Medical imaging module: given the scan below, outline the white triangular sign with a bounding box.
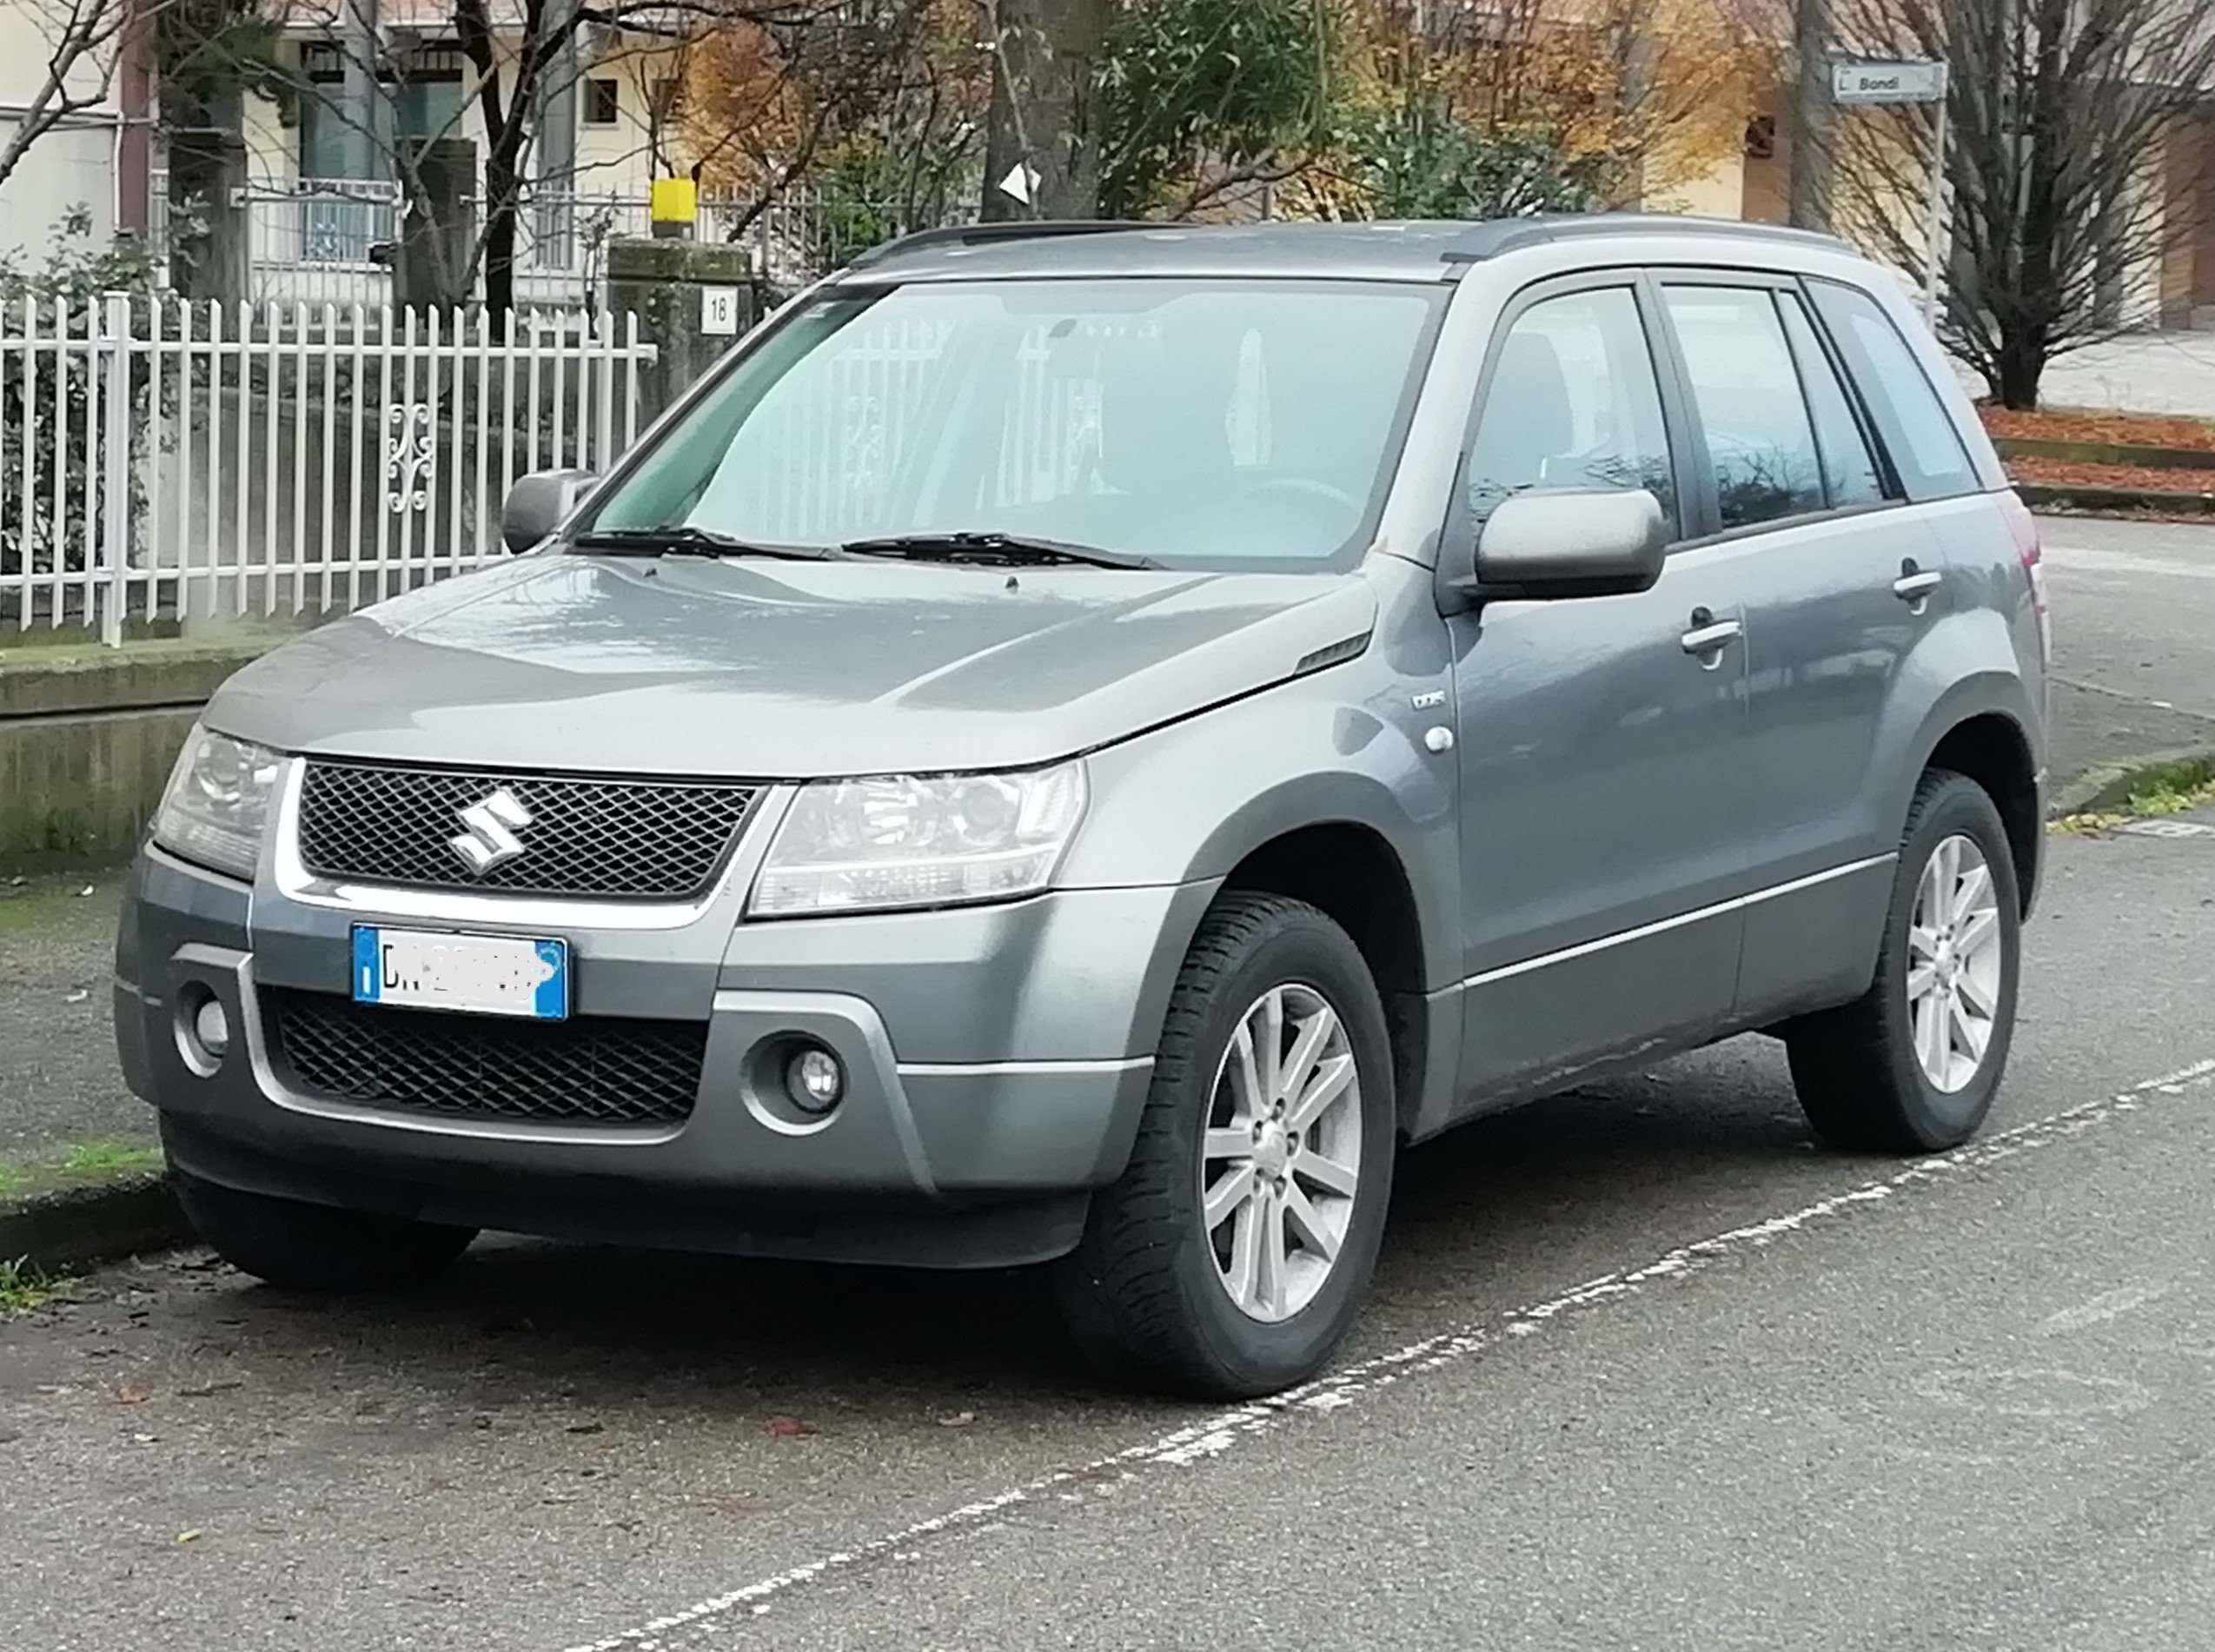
[997,162,1041,205]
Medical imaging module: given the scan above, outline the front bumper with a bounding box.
[117,816,1215,1268]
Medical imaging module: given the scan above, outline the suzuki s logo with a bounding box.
[449,788,533,875]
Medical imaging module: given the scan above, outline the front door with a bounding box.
[1445,278,1754,1110]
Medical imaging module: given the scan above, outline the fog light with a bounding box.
[194,997,231,1058]
[786,1045,845,1114]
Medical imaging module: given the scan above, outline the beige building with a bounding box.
[0,0,138,257]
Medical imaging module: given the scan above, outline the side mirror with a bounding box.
[501,468,597,554]
[1462,488,1667,602]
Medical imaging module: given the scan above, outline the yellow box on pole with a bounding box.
[650,177,698,227]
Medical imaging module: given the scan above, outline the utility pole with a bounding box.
[1789,0,1833,230]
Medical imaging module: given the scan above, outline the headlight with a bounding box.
[749,761,1087,918]
[152,725,282,880]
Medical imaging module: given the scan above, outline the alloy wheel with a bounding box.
[1198,984,1363,1323]
[1907,833,2005,1093]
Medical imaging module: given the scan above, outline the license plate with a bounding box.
[351,926,569,1020]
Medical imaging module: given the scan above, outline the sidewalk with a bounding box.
[0,873,146,1162]
[0,871,182,1270]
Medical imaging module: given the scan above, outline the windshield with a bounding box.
[581,277,1445,570]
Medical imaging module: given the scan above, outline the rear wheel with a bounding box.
[172,1169,477,1292]
[1053,893,1396,1399]
[1787,769,2021,1153]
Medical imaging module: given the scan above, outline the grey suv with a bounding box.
[117,217,2050,1397]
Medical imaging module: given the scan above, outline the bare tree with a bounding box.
[1820,0,2215,408]
[0,0,163,190]
[679,0,942,244]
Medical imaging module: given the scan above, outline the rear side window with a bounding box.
[1777,291,1888,509]
[1464,286,1677,537]
[1807,280,1978,501]
[1662,286,1824,531]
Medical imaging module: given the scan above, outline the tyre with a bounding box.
[172,1168,477,1292]
[1053,892,1396,1399]
[1787,768,2022,1154]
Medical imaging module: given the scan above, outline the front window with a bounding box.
[585,278,1445,569]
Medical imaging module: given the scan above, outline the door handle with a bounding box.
[1681,611,1743,659]
[1893,562,1943,604]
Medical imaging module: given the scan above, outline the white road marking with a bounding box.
[559,1057,2215,1652]
[2042,543,2215,581]
[2040,1281,2179,1336]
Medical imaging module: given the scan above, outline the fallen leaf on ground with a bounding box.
[63,989,88,1004]
[1981,403,2215,453]
[764,1415,817,1438]
[176,1529,202,1543]
[177,1379,242,1398]
[76,886,95,897]
[937,1410,977,1428]
[2008,454,2215,493]
[113,1384,151,1405]
[564,1421,604,1436]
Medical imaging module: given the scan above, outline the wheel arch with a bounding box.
[1913,702,2040,918]
[1215,821,1434,1136]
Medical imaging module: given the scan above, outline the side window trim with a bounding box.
[1631,269,1714,548]
[1785,278,1907,504]
[1803,276,1979,503]
[1771,289,1841,510]
[1653,273,1833,541]
[1442,269,1687,561]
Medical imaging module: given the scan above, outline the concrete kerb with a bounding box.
[2048,746,2215,820]
[2017,480,2215,516]
[0,1172,189,1277]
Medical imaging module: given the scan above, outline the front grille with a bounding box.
[263,988,706,1129]
[296,760,759,899]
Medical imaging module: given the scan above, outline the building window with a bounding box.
[1744,115,1776,161]
[584,77,620,126]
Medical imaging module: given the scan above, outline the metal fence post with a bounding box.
[98,290,134,647]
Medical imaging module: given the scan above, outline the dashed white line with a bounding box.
[559,1056,2215,1652]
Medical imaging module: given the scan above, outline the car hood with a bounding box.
[209,554,1378,777]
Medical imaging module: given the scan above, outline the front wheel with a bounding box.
[1053,893,1396,1398]
[1787,768,2022,1153]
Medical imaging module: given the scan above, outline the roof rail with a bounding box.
[846,219,1150,270]
[1443,213,1855,263]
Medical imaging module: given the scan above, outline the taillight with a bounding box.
[1998,489,2052,663]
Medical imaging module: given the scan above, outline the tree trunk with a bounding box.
[1993,324,2047,410]
[483,150,520,322]
[1788,0,1832,231]
[980,0,1109,222]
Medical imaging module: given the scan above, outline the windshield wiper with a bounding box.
[839,531,1156,570]
[570,526,843,561]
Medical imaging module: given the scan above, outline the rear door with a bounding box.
[1445,275,1756,1109]
[1652,274,1978,1025]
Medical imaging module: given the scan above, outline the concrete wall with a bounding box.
[0,641,270,866]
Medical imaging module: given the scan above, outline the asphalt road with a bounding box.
[3,806,2212,1649]
[2039,516,2215,787]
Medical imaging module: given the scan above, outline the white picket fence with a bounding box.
[0,295,657,642]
